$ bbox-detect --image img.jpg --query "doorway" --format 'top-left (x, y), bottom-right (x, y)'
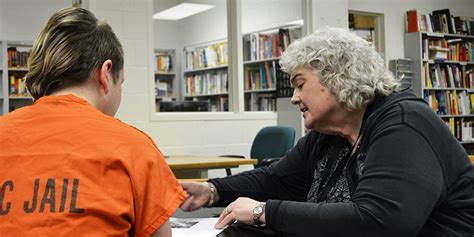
top-left (348, 11), bottom-right (385, 59)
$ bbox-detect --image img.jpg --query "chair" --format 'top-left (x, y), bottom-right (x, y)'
top-left (222, 126), bottom-right (296, 176)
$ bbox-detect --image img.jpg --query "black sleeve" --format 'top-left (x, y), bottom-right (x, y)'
top-left (265, 124), bottom-right (444, 236)
top-left (209, 133), bottom-right (315, 206)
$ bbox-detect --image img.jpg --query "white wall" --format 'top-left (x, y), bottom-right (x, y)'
top-left (178, 0), bottom-right (228, 47)
top-left (153, 0), bottom-right (227, 78)
top-left (153, 0), bottom-right (180, 50)
top-left (0, 1), bottom-right (3, 39)
top-left (311, 0), bottom-right (349, 29)
top-left (450, 0), bottom-right (474, 17)
top-left (0, 0), bottom-right (70, 41)
top-left (241, 0), bottom-right (303, 34)
top-left (349, 0), bottom-right (474, 61)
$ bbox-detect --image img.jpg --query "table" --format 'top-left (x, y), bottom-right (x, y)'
top-left (217, 222), bottom-right (280, 237)
top-left (166, 155), bottom-right (257, 179)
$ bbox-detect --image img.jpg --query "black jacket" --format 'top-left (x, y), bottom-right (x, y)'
top-left (209, 89), bottom-right (474, 236)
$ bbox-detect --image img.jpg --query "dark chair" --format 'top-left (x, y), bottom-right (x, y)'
top-left (222, 126), bottom-right (296, 176)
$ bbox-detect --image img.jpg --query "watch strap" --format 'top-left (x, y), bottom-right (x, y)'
top-left (252, 202), bottom-right (265, 227)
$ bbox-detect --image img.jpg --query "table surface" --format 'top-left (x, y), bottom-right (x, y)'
top-left (166, 155), bottom-right (257, 170)
top-left (217, 223), bottom-right (279, 237)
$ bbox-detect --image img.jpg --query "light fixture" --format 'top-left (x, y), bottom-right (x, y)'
top-left (153, 3), bottom-right (215, 21)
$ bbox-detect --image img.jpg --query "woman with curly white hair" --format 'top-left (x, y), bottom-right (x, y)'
top-left (180, 27), bottom-right (474, 236)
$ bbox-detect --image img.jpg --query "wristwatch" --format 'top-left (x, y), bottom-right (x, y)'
top-left (252, 202), bottom-right (266, 227)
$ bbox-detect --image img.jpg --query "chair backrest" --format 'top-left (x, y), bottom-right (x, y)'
top-left (250, 126), bottom-right (296, 160)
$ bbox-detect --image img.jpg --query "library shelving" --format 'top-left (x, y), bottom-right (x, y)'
top-left (242, 25), bottom-right (303, 111)
top-left (404, 31), bottom-right (474, 152)
top-left (0, 40), bottom-right (33, 115)
top-left (183, 40), bottom-right (229, 112)
top-left (154, 49), bottom-right (178, 112)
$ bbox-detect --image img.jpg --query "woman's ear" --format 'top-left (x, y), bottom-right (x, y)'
top-left (97, 59), bottom-right (114, 94)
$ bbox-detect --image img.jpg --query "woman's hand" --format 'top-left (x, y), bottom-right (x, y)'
top-left (214, 197), bottom-right (265, 229)
top-left (179, 181), bottom-right (211, 211)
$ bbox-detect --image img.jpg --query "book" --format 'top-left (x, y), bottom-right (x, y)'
top-left (250, 33), bottom-right (259, 61)
top-left (429, 46), bottom-right (449, 60)
top-left (406, 9), bottom-right (420, 33)
top-left (432, 9), bottom-right (454, 33)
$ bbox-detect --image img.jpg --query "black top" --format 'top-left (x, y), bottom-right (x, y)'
top-left (209, 89), bottom-right (474, 236)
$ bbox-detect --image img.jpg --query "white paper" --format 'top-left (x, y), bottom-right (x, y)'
top-left (171, 217), bottom-right (222, 237)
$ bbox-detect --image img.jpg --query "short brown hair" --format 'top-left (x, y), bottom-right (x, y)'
top-left (26, 7), bottom-right (124, 100)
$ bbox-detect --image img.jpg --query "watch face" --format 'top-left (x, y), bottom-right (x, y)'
top-left (253, 206), bottom-right (263, 215)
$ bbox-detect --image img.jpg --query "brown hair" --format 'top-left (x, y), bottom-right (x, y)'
top-left (26, 7), bottom-right (124, 100)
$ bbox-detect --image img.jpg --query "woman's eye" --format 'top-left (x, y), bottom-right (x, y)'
top-left (297, 83), bottom-right (304, 89)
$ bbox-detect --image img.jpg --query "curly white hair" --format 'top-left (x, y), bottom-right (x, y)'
top-left (279, 27), bottom-right (400, 111)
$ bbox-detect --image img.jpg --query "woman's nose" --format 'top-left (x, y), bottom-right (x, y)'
top-left (290, 91), bottom-right (299, 105)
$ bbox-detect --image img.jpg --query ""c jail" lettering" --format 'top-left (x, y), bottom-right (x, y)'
top-left (0, 178), bottom-right (85, 216)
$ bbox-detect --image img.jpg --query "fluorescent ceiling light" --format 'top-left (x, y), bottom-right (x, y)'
top-left (153, 3), bottom-right (215, 21)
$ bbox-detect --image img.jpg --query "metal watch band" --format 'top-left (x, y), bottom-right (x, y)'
top-left (252, 202), bottom-right (265, 227)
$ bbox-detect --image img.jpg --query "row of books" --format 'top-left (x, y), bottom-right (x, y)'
top-left (422, 38), bottom-right (473, 61)
top-left (423, 63), bottom-right (473, 89)
top-left (7, 47), bottom-right (30, 68)
top-left (184, 71), bottom-right (228, 96)
top-left (446, 40), bottom-right (472, 62)
top-left (245, 93), bottom-right (276, 111)
top-left (244, 61), bottom-right (276, 91)
top-left (424, 90), bottom-right (472, 116)
top-left (184, 42), bottom-right (228, 71)
top-left (444, 118), bottom-right (474, 142)
top-left (246, 28), bottom-right (299, 61)
top-left (406, 8), bottom-right (474, 35)
top-left (9, 75), bottom-right (29, 97)
top-left (276, 66), bottom-right (291, 98)
top-left (155, 54), bottom-right (173, 72)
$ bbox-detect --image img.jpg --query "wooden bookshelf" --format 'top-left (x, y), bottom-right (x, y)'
top-left (404, 31), bottom-right (474, 153)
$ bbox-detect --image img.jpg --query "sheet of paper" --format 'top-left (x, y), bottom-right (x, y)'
top-left (171, 217), bottom-right (222, 237)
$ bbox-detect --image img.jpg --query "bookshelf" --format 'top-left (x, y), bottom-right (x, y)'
top-left (154, 49), bottom-right (178, 112)
top-left (404, 32), bottom-right (474, 152)
top-left (242, 25), bottom-right (303, 111)
top-left (183, 40), bottom-right (229, 112)
top-left (0, 41), bottom-right (33, 115)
